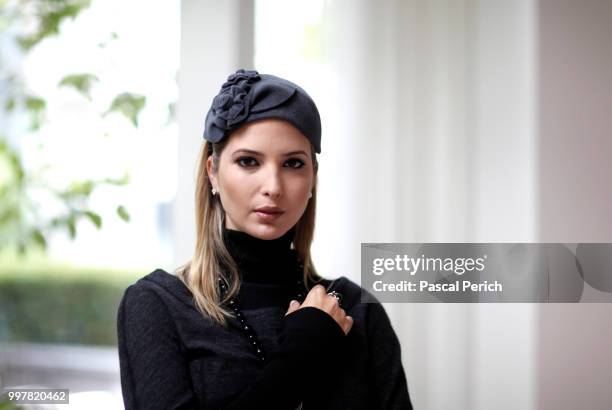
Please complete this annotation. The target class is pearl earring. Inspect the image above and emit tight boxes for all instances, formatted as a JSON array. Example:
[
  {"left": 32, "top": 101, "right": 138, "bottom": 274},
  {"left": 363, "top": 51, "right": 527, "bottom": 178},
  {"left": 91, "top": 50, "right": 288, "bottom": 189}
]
[{"left": 212, "top": 188, "right": 217, "bottom": 196}]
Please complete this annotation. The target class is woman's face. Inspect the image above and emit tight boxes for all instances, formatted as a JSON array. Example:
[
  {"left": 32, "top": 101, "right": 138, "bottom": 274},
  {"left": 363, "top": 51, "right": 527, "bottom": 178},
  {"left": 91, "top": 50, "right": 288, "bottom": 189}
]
[{"left": 207, "top": 119, "right": 315, "bottom": 240}]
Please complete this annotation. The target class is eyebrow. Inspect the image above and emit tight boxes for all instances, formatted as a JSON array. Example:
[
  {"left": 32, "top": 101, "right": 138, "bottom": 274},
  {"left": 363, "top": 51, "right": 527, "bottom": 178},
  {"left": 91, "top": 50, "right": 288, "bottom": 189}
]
[{"left": 231, "top": 148, "right": 309, "bottom": 157}]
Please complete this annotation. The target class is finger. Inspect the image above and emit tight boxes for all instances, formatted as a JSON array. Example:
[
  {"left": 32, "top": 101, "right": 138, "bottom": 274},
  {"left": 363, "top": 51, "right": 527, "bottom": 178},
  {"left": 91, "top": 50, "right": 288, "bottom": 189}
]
[
  {"left": 327, "top": 294, "right": 340, "bottom": 305},
  {"left": 344, "top": 315, "right": 354, "bottom": 335},
  {"left": 304, "top": 284, "right": 326, "bottom": 303},
  {"left": 285, "top": 300, "right": 301, "bottom": 316}
]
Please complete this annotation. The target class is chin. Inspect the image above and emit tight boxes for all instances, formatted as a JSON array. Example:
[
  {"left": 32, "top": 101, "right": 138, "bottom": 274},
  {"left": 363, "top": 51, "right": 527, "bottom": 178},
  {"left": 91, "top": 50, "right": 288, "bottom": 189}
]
[{"left": 248, "top": 223, "right": 290, "bottom": 240}]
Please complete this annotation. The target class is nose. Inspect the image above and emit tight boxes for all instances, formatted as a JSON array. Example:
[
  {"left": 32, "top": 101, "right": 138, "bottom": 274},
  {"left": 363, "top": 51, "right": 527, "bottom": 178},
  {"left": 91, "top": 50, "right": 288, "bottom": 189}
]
[{"left": 261, "top": 164, "right": 283, "bottom": 199}]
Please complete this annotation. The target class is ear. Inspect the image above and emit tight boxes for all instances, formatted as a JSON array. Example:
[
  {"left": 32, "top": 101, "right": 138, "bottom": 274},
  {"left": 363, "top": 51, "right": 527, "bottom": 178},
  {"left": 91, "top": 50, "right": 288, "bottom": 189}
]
[{"left": 206, "top": 155, "right": 217, "bottom": 189}]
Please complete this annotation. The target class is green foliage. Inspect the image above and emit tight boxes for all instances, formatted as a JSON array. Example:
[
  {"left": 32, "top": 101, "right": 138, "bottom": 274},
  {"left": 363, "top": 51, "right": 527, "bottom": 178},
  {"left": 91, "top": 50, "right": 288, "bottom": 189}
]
[
  {"left": 0, "top": 263, "right": 142, "bottom": 346},
  {"left": 104, "top": 92, "right": 147, "bottom": 127},
  {"left": 83, "top": 210, "right": 101, "bottom": 229},
  {"left": 58, "top": 73, "right": 99, "bottom": 101},
  {"left": 24, "top": 95, "right": 46, "bottom": 131},
  {"left": 0, "top": 398, "right": 24, "bottom": 410},
  {"left": 0, "top": 135, "right": 131, "bottom": 252},
  {"left": 116, "top": 205, "right": 130, "bottom": 222},
  {"left": 5, "top": 97, "right": 16, "bottom": 112},
  {"left": 0, "top": 0, "right": 150, "bottom": 257},
  {"left": 0, "top": 137, "right": 25, "bottom": 185},
  {"left": 166, "top": 101, "right": 176, "bottom": 126},
  {"left": 12, "top": 0, "right": 93, "bottom": 51}
]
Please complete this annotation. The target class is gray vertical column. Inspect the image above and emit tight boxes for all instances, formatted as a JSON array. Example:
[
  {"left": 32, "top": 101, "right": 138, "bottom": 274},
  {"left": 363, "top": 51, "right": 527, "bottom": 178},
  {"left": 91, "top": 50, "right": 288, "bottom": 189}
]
[
  {"left": 538, "top": 0, "right": 612, "bottom": 409},
  {"left": 174, "top": 0, "right": 254, "bottom": 268}
]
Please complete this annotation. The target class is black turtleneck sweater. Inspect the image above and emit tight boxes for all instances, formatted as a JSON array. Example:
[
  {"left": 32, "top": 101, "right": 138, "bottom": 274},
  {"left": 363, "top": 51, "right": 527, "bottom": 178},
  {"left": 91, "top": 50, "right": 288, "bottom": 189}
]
[
  {"left": 117, "top": 227, "right": 412, "bottom": 410},
  {"left": 221, "top": 226, "right": 311, "bottom": 309}
]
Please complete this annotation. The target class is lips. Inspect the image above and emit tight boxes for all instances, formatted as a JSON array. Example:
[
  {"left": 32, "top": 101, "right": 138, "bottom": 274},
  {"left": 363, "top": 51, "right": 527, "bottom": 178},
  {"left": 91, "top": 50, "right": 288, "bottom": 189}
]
[
  {"left": 254, "top": 206, "right": 284, "bottom": 222},
  {"left": 254, "top": 206, "right": 283, "bottom": 214}
]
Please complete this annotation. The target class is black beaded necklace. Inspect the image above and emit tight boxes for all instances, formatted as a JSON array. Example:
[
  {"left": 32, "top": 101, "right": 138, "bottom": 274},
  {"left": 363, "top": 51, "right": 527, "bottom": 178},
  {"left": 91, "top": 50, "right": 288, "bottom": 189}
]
[{"left": 217, "top": 257, "right": 308, "bottom": 364}]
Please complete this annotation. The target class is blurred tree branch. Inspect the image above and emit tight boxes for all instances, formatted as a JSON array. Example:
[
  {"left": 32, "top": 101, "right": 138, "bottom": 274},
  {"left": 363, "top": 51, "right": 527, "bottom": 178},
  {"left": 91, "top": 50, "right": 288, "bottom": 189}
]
[{"left": 0, "top": 0, "right": 150, "bottom": 257}]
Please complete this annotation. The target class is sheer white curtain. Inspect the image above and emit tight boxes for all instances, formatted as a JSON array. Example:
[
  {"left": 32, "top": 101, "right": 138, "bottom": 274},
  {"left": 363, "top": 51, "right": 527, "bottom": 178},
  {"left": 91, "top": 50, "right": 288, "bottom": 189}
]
[{"left": 321, "top": 1, "right": 537, "bottom": 409}]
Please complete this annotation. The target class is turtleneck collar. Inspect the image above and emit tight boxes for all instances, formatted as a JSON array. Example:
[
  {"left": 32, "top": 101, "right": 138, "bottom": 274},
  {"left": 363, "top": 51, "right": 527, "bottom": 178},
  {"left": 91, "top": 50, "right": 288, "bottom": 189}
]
[{"left": 222, "top": 226, "right": 300, "bottom": 285}]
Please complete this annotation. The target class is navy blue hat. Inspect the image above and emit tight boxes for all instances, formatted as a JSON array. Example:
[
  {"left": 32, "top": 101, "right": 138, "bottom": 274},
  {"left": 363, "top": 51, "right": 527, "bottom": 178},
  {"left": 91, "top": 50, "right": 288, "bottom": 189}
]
[{"left": 203, "top": 69, "right": 321, "bottom": 153}]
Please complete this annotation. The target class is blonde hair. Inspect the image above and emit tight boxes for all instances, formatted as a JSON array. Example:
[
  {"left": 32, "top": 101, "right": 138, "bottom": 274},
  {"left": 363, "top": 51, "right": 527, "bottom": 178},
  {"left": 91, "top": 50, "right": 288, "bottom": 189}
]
[{"left": 174, "top": 139, "right": 321, "bottom": 327}]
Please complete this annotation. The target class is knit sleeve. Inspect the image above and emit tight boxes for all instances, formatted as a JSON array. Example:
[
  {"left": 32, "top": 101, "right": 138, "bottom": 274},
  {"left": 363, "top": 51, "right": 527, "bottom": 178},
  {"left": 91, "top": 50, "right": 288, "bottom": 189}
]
[
  {"left": 117, "top": 285, "right": 200, "bottom": 409},
  {"left": 365, "top": 302, "right": 413, "bottom": 410},
  {"left": 118, "top": 288, "right": 345, "bottom": 410}
]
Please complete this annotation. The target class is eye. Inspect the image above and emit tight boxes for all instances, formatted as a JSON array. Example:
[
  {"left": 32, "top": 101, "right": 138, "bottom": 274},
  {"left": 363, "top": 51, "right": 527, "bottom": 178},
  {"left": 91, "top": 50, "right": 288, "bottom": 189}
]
[
  {"left": 236, "top": 156, "right": 259, "bottom": 167},
  {"left": 284, "top": 158, "right": 305, "bottom": 169}
]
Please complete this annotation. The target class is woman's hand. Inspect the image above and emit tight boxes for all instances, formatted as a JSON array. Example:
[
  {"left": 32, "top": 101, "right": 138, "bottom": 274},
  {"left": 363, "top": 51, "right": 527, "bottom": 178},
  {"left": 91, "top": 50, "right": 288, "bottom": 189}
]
[{"left": 285, "top": 284, "right": 354, "bottom": 335}]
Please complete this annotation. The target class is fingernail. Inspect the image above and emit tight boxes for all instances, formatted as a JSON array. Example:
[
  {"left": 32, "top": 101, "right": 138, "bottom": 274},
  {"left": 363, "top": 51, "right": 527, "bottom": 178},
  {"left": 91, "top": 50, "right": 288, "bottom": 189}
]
[{"left": 290, "top": 300, "right": 298, "bottom": 306}]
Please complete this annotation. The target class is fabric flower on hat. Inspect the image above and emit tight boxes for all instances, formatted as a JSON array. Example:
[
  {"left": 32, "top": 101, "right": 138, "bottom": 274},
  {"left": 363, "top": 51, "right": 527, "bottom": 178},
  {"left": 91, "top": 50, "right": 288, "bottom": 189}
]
[
  {"left": 204, "top": 69, "right": 321, "bottom": 152},
  {"left": 221, "top": 69, "right": 260, "bottom": 90},
  {"left": 211, "top": 69, "right": 261, "bottom": 129}
]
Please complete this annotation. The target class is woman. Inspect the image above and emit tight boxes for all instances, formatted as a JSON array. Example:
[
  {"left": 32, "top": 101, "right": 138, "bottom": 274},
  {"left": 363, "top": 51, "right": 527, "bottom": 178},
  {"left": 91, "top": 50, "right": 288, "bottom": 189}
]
[{"left": 117, "top": 69, "right": 412, "bottom": 409}]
